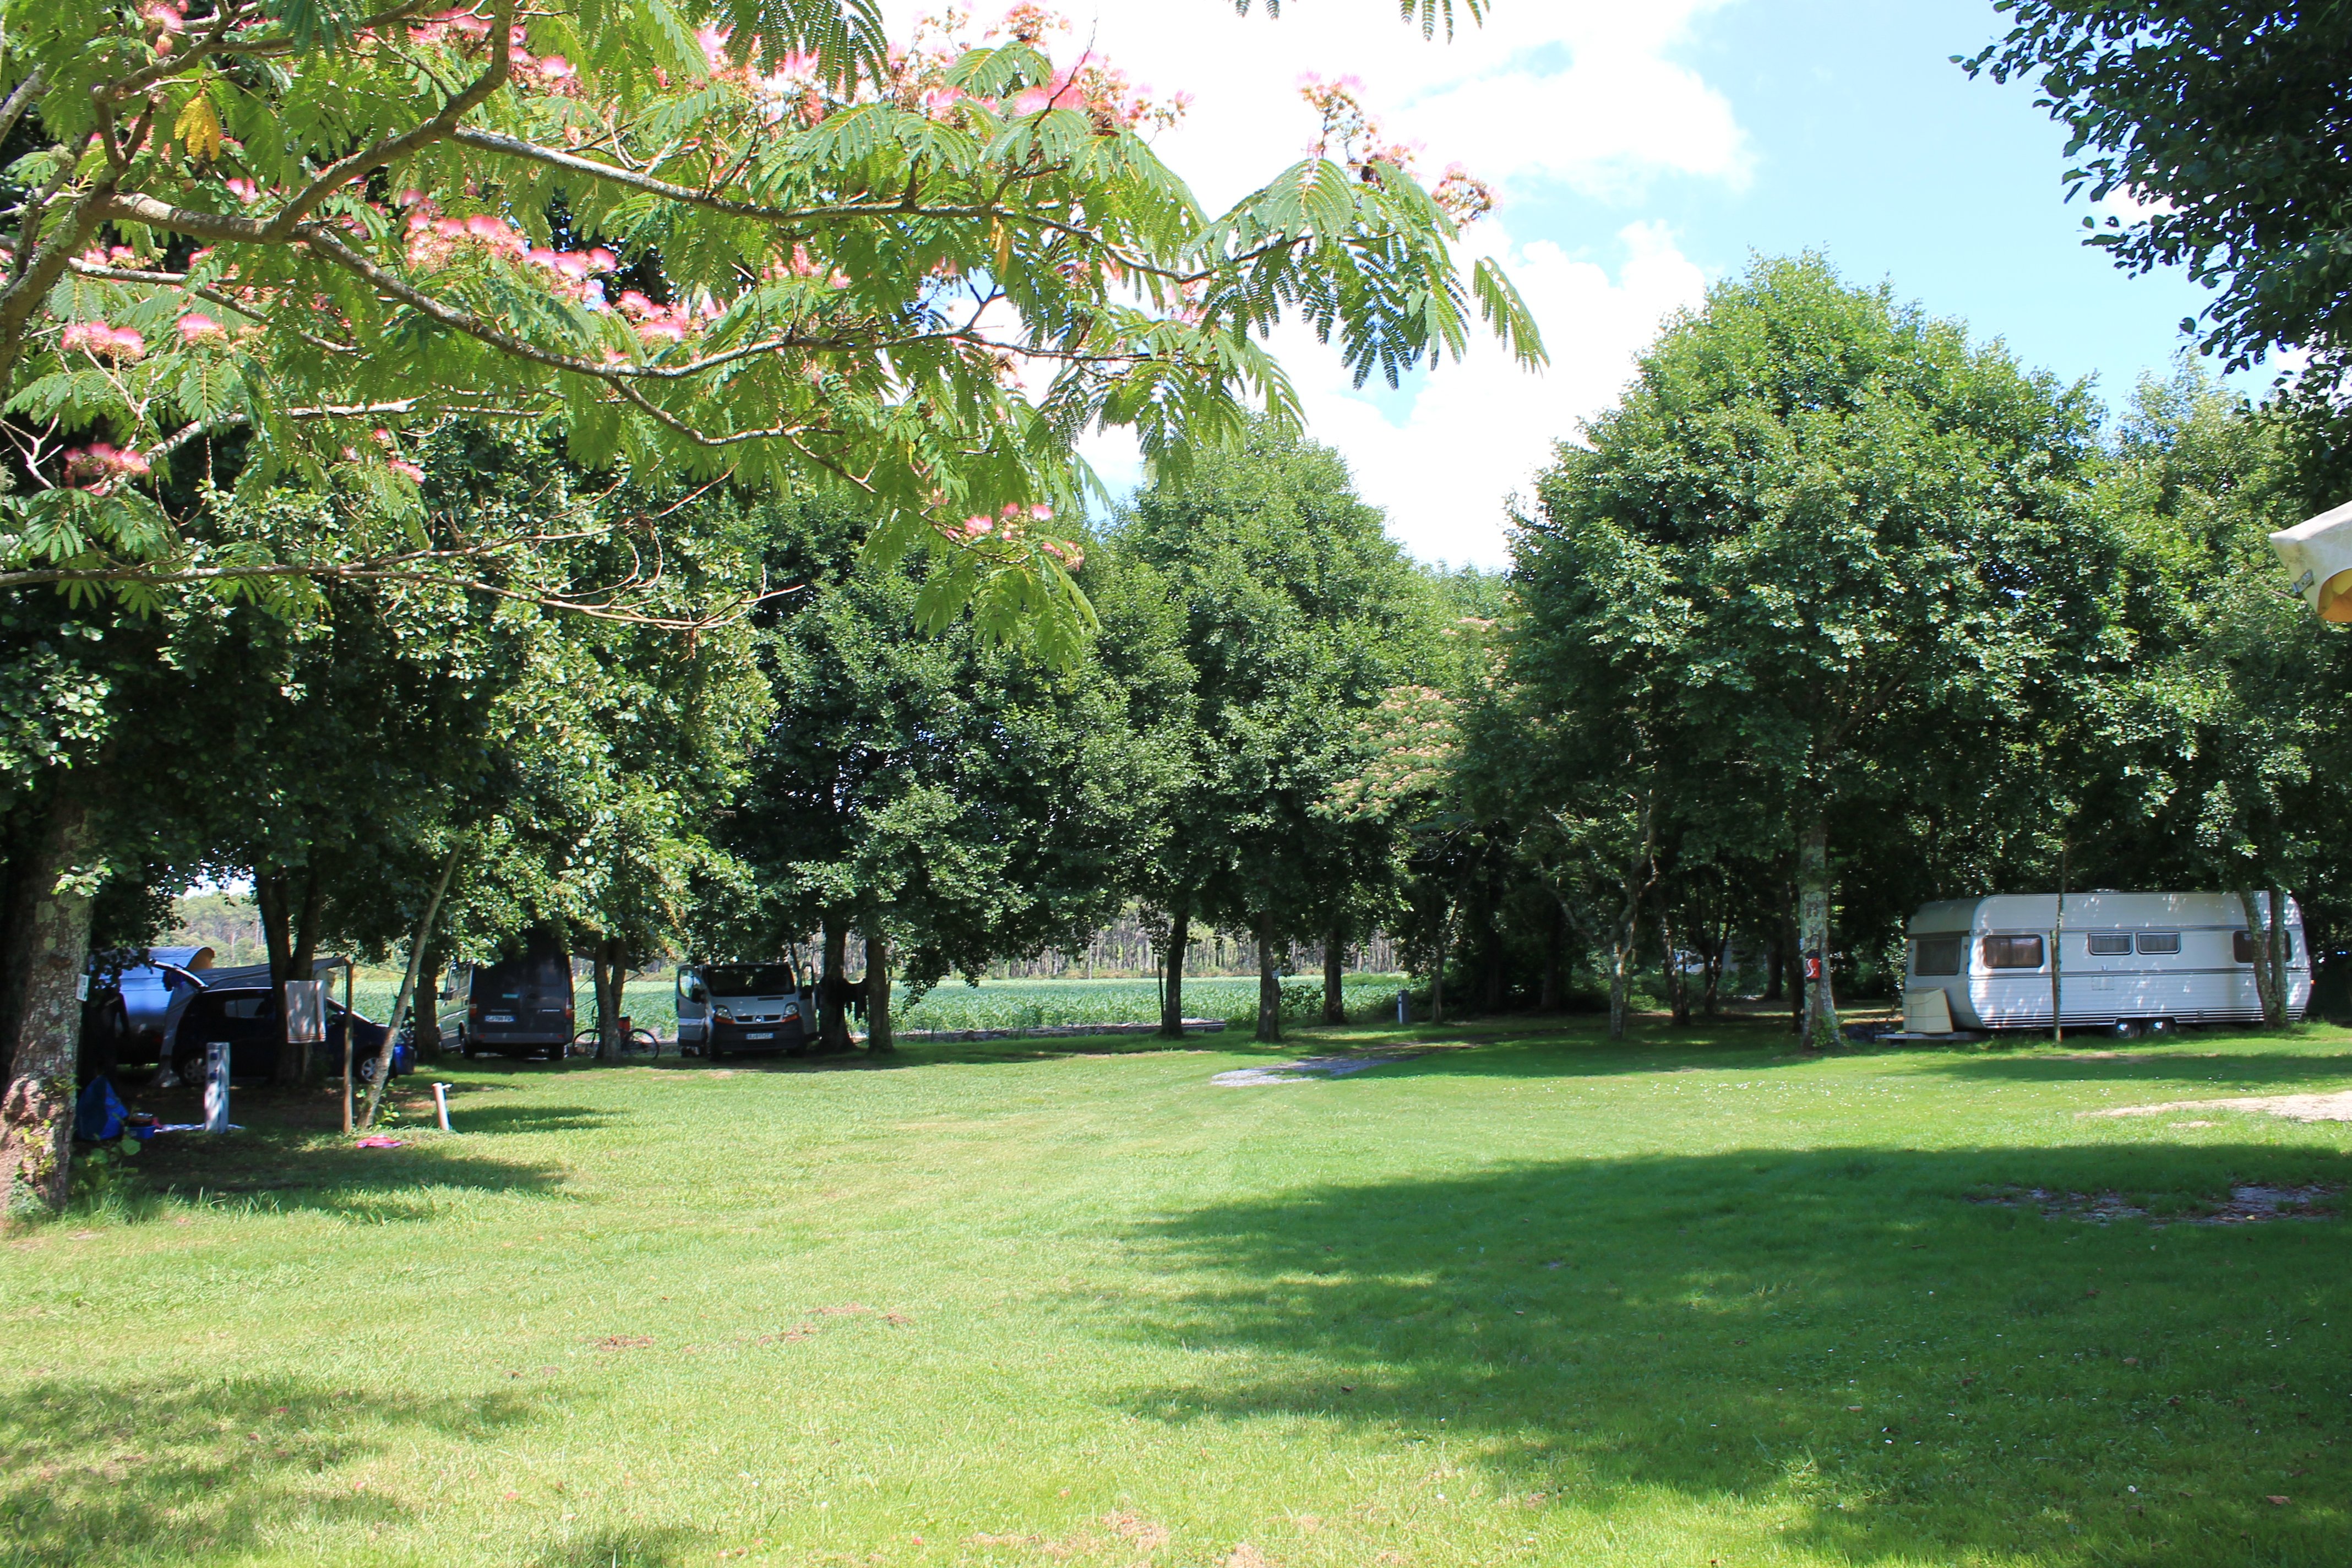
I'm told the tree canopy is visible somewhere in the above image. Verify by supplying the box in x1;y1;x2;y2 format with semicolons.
9;0;1538;660
1965;2;2352;375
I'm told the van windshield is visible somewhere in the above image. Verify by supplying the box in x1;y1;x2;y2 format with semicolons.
701;964;797;995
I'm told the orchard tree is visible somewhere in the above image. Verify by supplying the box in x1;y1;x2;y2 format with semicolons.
0;0;1540;1210
1517;255;2118;1050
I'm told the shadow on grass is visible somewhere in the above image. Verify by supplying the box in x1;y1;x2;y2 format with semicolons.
0;1373;540;1567
1112;1141;2352;1566
136;1128;570;1222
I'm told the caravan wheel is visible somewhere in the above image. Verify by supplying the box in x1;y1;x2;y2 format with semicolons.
2145;1017;2179;1039
2109;1019;2145;1040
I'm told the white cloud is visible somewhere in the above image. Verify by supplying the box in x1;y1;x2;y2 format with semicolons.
1080;221;1710;565
1275;220;1708;567
888;2;1744;562
1046;0;1748;209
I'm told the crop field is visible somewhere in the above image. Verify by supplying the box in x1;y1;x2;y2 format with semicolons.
349;974;1414;1039
892;974;1411;1033
7;1014;2351;1567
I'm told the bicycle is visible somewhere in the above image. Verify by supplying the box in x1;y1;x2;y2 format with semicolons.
568;1025;662;1059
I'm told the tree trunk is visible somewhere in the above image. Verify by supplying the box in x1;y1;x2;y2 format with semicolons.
2236;885;2291;1029
1607;863;1642;1042
1701;909;1727;1018
0;787;97;1215
2271;884;2294;1027
255;868;293;1078
1783;892;1804;1032
1762;932;1784;1003
1539;902;1563;1013
1662;899;1691;1026
864;925;892;1053
1478;878;1505;1015
1798;816;1838;1051
413;940;447;1059
278;865;323;1087
1322;922;1347;1025
2051;843;2069;1043
1431;900;1456;1026
360;846;460;1130
1255;910;1282;1043
594;938;627;1061
818;921;852;1052
0;800;47;1086
1158;895;1190;1039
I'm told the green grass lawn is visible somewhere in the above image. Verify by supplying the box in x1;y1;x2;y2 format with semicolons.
7;1014;2351;1567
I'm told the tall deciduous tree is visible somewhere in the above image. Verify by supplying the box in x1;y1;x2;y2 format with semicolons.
714;499;1164;1052
1514;255;2115;1049
1112;420;1432;1042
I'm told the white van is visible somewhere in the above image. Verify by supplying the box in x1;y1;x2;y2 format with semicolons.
674;961;810;1059
1905;891;2310;1034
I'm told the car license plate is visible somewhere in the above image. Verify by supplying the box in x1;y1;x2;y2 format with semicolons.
487;1014;515;1023
745;1031;774;1041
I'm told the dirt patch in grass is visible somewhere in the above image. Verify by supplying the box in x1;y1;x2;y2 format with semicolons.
1970;1183;2340;1226
2088;1089;2352;1123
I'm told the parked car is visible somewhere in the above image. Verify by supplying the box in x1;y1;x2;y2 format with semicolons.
674;961;810;1058
442;937;576;1059
169;983;406;1085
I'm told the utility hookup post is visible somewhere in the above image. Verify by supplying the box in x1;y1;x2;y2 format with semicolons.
203;1042;231;1134
1397;989;1409;1025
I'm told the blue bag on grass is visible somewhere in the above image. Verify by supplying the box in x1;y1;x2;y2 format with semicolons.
75;1076;127;1142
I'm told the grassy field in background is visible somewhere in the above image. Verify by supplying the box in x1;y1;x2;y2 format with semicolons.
7;1015;2351;1567
353;974;1415;1037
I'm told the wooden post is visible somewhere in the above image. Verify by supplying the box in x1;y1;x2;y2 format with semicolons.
341;960;354;1134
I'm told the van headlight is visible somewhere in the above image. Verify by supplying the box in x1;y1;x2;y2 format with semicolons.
712;1006;732;1022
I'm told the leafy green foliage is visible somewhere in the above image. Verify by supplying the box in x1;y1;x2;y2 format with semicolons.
1107;420;1439;961
707;496;1166;989
1;0;1535;651
1964;2;2352;374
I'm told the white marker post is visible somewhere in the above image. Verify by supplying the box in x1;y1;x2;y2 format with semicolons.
203;1041;231;1134
433;1082;453;1133
2269;499;2352;620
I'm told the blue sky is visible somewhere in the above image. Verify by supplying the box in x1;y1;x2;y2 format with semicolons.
894;1;2230;565
1643;0;2208;399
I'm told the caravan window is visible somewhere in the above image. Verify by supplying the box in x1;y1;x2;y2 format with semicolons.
2086;933;2132;956
2135;932;2181;956
2234;930;2297;963
1912;936;1963;976
1981;935;2044;970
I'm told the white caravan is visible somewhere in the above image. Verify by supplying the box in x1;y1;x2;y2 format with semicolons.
1904;891;2310;1034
